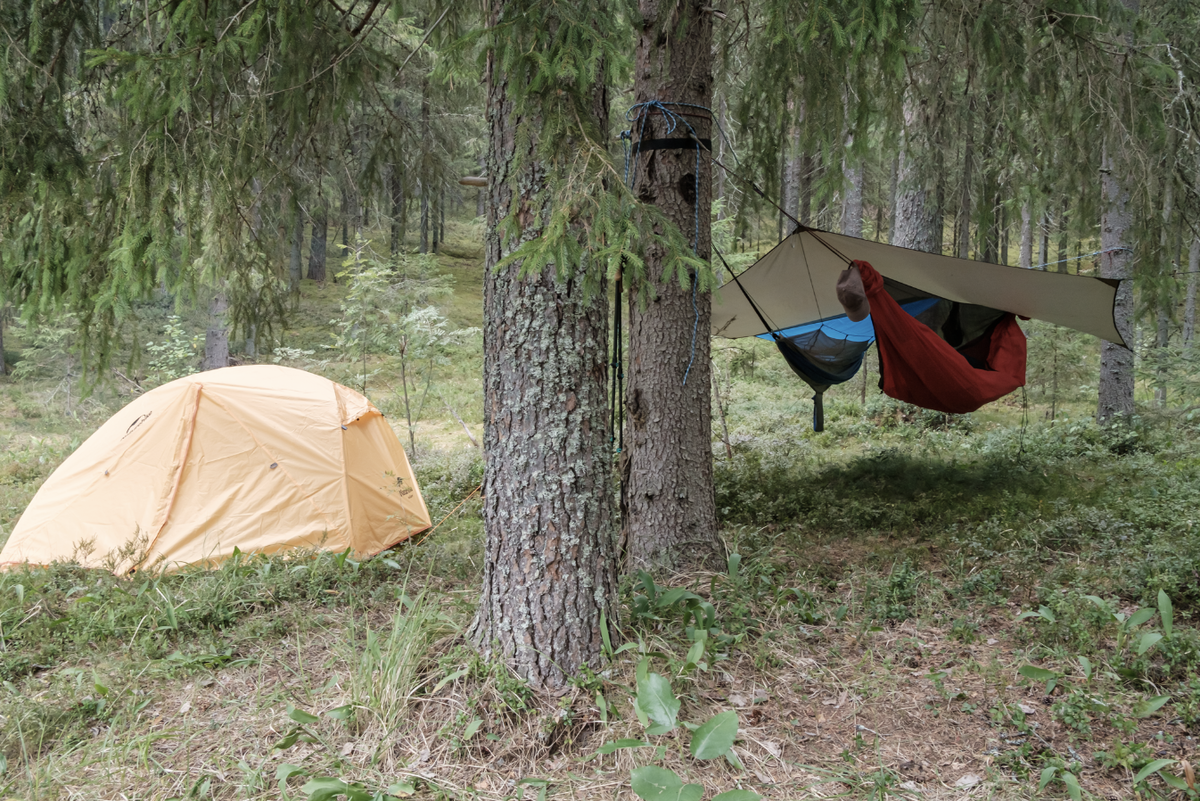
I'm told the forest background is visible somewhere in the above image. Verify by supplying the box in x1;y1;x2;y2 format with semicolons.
4;0;1200;799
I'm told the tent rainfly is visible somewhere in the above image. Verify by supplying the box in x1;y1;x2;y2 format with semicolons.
711;227;1126;428
0;366;431;573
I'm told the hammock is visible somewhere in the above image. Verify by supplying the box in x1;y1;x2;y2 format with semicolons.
858;261;1027;414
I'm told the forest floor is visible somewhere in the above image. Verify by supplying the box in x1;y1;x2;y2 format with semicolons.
2;219;1199;801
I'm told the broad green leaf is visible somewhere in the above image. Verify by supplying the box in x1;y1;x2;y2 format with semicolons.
727;552;742;579
636;672;680;734
690;710;738;760
685;638;706;669
1158;590;1174;639
1137;631;1163;655
1135;695;1171;717
13;584;23;604
1161;771;1189;791
1134;759;1177;785
0;752;6;776
385;781;416;797
1077;656;1092;679
463;718;482;741
273;729;302;750
326;704;354;721
1083;595;1107;610
1038;766;1057;791
596;691;608;725
1018;665;1058;682
712;792;759;801
287;704;320;724
597;739;651;754
1128;608;1156;629
1062;771;1081;801
630;766;703;801
301;777;351;801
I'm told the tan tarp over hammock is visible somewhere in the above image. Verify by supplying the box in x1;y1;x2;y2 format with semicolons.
0;366;431;574
711;227;1126;346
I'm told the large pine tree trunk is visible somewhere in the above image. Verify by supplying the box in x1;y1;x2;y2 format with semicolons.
308;207;328;284
1098;141;1135;422
468;0;618;690
623;0;720;572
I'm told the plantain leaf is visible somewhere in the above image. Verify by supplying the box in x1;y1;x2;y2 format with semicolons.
636;672;680;734
690;710;739;760
630;766;703;801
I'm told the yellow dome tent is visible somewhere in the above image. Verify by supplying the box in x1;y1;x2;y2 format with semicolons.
0;366;431;573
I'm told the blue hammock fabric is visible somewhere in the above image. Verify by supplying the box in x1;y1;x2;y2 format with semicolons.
757;298;941;431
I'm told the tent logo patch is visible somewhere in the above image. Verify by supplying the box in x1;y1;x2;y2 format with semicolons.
123;411;152;439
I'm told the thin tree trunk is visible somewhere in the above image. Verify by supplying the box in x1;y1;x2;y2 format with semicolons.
957;94;975;260
623;0;720;572
893;89;940;253
1154;154;1176;406
800;153;814;228
1098;139;1135;422
1057;197;1070;273
289;205;303;293
783;124;801;226
840;97;863;238
1185;235;1198;352
420;80;432;254
1039;209;1050;270
1020;201;1033;268
887;152;899;243
203;292;229;371
469;0;617;690
715;96;729;217
390;164;405;254
308;207;328;284
0;306;6;377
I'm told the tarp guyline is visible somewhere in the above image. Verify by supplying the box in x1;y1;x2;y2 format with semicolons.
712;225;1127;428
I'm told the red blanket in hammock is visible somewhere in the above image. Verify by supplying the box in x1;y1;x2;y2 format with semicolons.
857;261;1026;414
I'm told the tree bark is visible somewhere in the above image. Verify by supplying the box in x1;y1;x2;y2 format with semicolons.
289;206;303;295
308;206;328;284
1020;201;1033;269
840;105;863;238
893;89;940;253
469;0;618;691
1056;197;1070;273
1039;209;1050;270
390;163;406;254
1186;235;1198;352
203;292;229;371
1098;141;1135;422
623;0;720;572
420;79;432;255
1155;161;1176;406
1097;0;1138;423
956;95;975;260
